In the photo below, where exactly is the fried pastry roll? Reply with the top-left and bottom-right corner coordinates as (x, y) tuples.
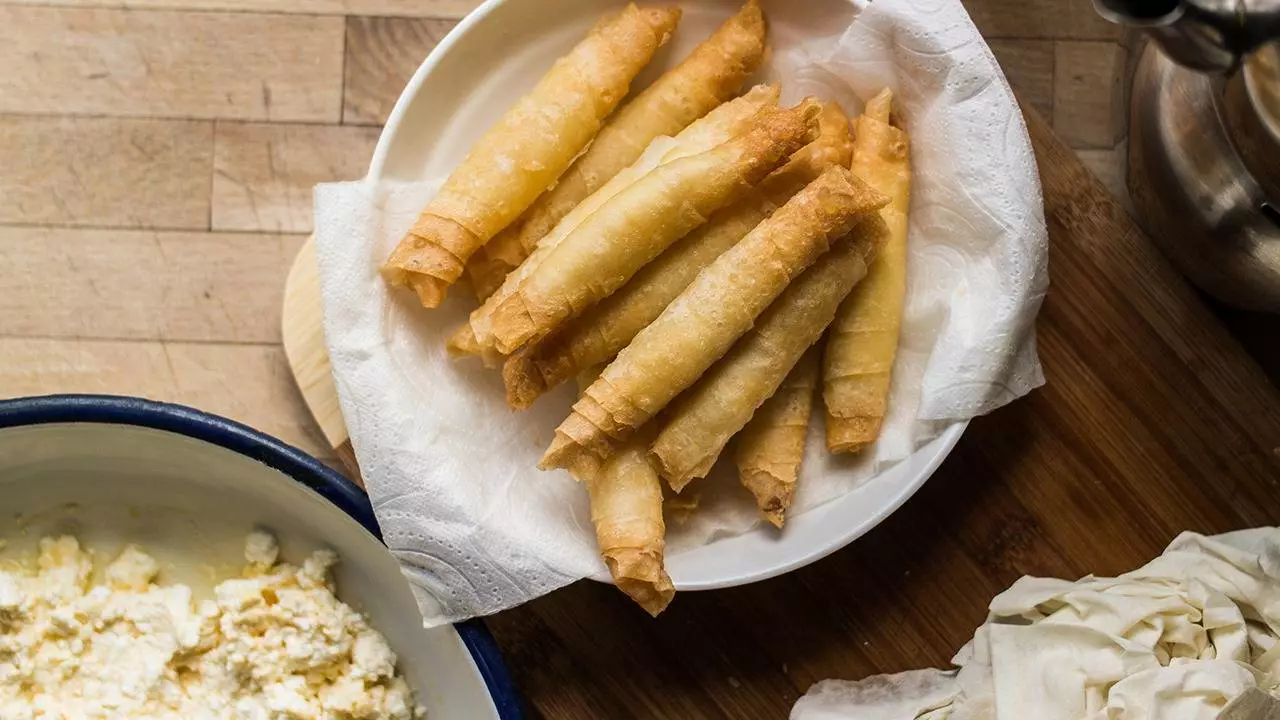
(383, 5), (681, 307)
(823, 89), (911, 453)
(652, 216), (889, 491)
(541, 165), (887, 473)
(489, 100), (822, 355)
(464, 1), (768, 300)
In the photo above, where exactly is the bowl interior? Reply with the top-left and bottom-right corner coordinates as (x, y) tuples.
(0, 421), (500, 720)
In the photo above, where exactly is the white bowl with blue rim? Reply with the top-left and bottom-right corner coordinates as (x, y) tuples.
(0, 395), (522, 720)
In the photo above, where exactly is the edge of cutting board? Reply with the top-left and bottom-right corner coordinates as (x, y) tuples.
(281, 236), (361, 478)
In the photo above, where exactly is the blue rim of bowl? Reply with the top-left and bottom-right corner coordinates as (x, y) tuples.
(0, 394), (525, 720)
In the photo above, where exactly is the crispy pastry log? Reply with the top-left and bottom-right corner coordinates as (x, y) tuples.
(541, 165), (887, 473)
(503, 102), (853, 408)
(652, 216), (889, 491)
(734, 347), (819, 527)
(449, 85), (780, 361)
(823, 89), (911, 453)
(464, 1), (768, 300)
(383, 5), (681, 307)
(489, 100), (822, 355)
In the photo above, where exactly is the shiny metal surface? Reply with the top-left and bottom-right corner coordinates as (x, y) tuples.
(1224, 44), (1280, 199)
(1245, 42), (1280, 138)
(1127, 42), (1280, 311)
(1095, 0), (1280, 71)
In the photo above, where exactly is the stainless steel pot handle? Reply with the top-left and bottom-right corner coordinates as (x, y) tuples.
(1095, 0), (1280, 72)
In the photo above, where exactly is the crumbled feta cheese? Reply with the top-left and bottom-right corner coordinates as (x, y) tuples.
(0, 534), (424, 719)
(105, 545), (160, 590)
(243, 530), (279, 568)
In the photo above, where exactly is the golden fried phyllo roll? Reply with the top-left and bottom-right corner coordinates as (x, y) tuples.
(652, 216), (889, 491)
(541, 165), (888, 474)
(734, 347), (819, 528)
(489, 100), (823, 356)
(502, 101), (853, 409)
(450, 85), (780, 362)
(585, 438), (675, 616)
(383, 4), (681, 308)
(464, 0), (768, 301)
(823, 89), (911, 453)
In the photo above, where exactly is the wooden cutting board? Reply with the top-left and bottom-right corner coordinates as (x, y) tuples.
(281, 103), (1280, 719)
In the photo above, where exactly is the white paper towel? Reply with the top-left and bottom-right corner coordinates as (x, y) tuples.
(791, 529), (1280, 720)
(314, 0), (1048, 625)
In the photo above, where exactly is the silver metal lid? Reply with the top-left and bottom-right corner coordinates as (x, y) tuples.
(1096, 0), (1280, 72)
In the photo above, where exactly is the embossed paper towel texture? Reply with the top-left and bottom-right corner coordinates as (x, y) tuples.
(314, 0), (1048, 625)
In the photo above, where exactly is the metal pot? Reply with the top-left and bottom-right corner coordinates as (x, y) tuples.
(1097, 0), (1280, 312)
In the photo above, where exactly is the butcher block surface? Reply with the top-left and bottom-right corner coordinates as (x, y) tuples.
(1, 1), (1278, 717)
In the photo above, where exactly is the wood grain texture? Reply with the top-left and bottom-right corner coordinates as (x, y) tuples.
(334, 440), (362, 482)
(5, 1), (1280, 717)
(274, 90), (1280, 716)
(0, 337), (330, 458)
(1075, 145), (1132, 212)
(0, 0), (480, 17)
(1054, 41), (1128, 148)
(0, 227), (305, 343)
(0, 6), (344, 121)
(281, 237), (349, 448)
(472, 103), (1280, 718)
(987, 40), (1054, 118)
(0, 116), (212, 229)
(961, 0), (1122, 40)
(213, 122), (379, 232)
(343, 16), (458, 125)
(1208, 301), (1280, 391)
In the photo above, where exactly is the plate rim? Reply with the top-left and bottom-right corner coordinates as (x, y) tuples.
(360, 0), (969, 590)
(366, 0), (509, 181)
(654, 420), (969, 590)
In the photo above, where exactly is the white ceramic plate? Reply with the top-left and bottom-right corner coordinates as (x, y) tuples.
(0, 396), (522, 719)
(368, 0), (967, 590)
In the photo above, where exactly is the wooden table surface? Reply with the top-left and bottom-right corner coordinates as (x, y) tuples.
(3, 1), (1279, 718)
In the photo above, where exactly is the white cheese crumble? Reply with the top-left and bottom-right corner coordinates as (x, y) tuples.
(0, 531), (424, 719)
